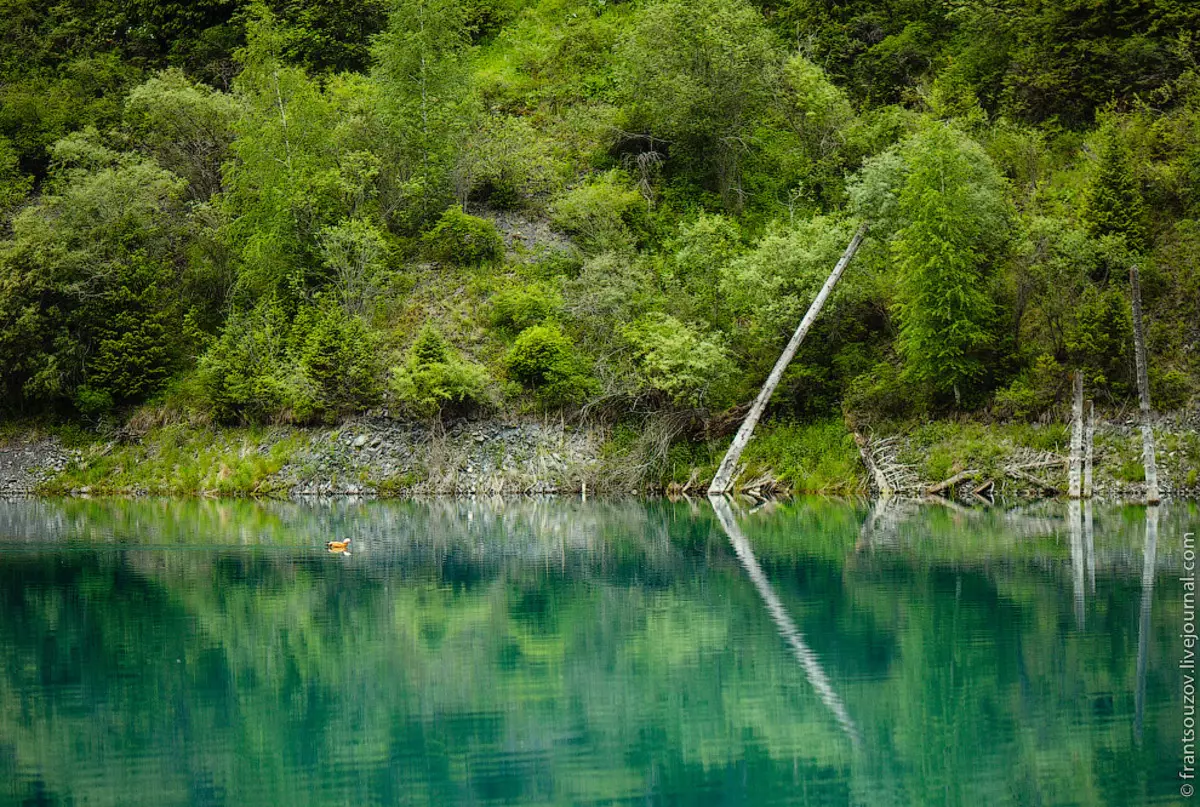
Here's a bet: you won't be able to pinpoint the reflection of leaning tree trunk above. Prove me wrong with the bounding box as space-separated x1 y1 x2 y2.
1129 264 1161 505
1135 505 1159 744
1069 499 1085 629
709 224 868 495
710 496 862 747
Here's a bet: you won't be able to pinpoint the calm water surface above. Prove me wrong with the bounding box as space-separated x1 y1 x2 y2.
0 497 1195 806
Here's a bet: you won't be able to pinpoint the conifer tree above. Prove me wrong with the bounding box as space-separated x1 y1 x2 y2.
889 126 1010 406
1082 123 1146 251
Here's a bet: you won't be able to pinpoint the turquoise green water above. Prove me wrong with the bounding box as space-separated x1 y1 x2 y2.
0 497 1193 806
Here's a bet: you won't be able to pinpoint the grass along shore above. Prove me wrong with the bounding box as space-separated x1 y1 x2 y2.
2 409 1197 500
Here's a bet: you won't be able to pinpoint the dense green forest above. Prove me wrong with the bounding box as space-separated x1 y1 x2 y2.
1 0 1198 437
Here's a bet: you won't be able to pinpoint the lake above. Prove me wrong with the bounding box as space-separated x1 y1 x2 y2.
0 496 1194 806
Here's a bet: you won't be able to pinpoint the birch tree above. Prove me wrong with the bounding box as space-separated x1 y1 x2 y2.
372 0 473 225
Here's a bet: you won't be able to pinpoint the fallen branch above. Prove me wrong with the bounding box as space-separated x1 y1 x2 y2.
926 469 980 496
851 428 893 496
1014 457 1067 470
1006 466 1060 493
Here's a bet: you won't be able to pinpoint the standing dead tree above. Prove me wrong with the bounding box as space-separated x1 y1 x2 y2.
1069 370 1084 499
1083 401 1095 499
709 222 869 495
1129 264 1161 504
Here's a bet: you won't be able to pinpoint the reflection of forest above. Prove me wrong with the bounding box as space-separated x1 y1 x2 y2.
0 498 1189 806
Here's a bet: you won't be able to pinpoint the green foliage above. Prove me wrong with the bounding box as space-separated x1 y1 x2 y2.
992 353 1064 419
372 0 473 223
293 301 383 421
0 133 189 412
622 313 734 408
224 14 383 303
1065 285 1133 395
1150 367 1191 411
458 115 562 209
389 324 492 419
504 322 594 405
739 419 864 494
0 136 32 218
844 359 926 419
490 283 562 332
422 205 505 266
720 215 856 349
198 296 382 424
319 217 391 314
1082 123 1147 251
619 0 780 211
124 69 238 201
2 0 1198 436
549 171 648 254
854 125 1011 405
668 213 742 324
197 297 294 423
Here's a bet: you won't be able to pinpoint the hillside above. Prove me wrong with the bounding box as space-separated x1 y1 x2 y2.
0 0 1197 491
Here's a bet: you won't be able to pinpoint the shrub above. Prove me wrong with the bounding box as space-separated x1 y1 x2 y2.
1151 367 1192 411
992 353 1064 419
197 298 292 423
549 171 648 254
504 323 594 405
389 324 492 419
294 302 383 421
1066 285 1133 394
422 205 505 266
622 313 734 407
198 297 382 424
490 283 562 332
845 359 927 418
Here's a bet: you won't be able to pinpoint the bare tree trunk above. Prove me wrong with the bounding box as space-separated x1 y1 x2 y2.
1069 370 1083 499
1130 264 1161 504
1083 401 1095 499
709 222 868 495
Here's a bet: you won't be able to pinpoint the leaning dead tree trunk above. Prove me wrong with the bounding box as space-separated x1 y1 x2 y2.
1069 370 1084 499
1083 401 1095 499
709 222 869 495
1130 264 1161 504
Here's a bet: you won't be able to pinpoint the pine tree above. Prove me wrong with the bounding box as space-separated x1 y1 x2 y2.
1082 123 1146 251
891 125 1009 406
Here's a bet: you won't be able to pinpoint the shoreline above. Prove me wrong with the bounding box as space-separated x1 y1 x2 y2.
2 412 1197 502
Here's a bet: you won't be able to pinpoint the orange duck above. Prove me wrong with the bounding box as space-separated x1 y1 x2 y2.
326 538 351 554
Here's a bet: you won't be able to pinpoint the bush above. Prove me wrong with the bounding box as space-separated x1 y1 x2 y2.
197 298 292 423
198 297 382 424
504 323 594 405
294 302 383 421
422 205 505 266
490 283 562 332
549 171 648 254
845 359 927 418
1151 367 1192 411
389 324 492 419
992 353 1064 419
622 313 734 407
1066 285 1133 394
